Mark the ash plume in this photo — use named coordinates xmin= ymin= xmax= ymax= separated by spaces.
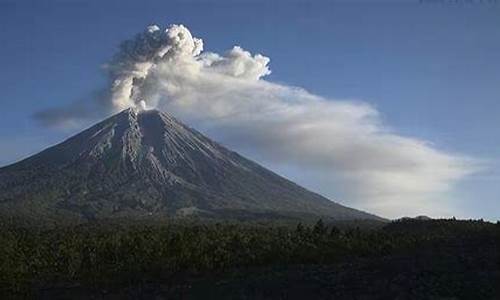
xmin=34 ymin=23 xmax=480 ymax=217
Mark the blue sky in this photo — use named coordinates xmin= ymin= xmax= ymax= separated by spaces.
xmin=1 ymin=0 xmax=499 ymax=219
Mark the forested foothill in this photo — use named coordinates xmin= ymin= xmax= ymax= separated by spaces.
xmin=1 ymin=218 xmax=499 ymax=299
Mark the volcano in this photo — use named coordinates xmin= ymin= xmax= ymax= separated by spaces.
xmin=0 ymin=108 xmax=381 ymax=222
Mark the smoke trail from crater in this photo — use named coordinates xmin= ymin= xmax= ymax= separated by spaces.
xmin=34 ymin=24 xmax=480 ymax=217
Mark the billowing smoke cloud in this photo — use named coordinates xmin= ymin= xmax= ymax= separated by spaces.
xmin=35 ymin=24 xmax=479 ymax=218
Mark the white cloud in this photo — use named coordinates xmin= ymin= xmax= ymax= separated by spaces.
xmin=34 ymin=24 xmax=480 ymax=218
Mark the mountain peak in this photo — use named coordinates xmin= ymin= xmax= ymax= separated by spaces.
xmin=0 ymin=109 xmax=382 ymax=222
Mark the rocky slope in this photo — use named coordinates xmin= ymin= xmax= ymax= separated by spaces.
xmin=0 ymin=108 xmax=381 ymax=222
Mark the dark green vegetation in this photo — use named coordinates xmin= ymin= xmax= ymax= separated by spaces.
xmin=1 ymin=218 xmax=499 ymax=299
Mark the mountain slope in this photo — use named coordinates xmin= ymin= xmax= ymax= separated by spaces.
xmin=0 ymin=108 xmax=381 ymax=222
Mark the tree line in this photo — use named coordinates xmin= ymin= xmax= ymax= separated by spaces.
xmin=0 ymin=218 xmax=499 ymax=297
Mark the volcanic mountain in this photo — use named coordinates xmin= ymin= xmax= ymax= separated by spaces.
xmin=0 ymin=108 xmax=380 ymax=222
